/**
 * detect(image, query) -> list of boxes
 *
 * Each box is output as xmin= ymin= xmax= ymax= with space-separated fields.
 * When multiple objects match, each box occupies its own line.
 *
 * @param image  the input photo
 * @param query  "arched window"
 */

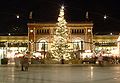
xmin=73 ymin=39 xmax=84 ymax=51
xmin=36 ymin=40 xmax=48 ymax=51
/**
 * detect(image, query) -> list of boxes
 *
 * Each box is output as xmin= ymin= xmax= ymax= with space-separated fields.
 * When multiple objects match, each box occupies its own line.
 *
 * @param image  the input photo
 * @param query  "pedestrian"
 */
xmin=98 ymin=54 xmax=103 ymax=66
xmin=20 ymin=54 xmax=29 ymax=71
xmin=20 ymin=56 xmax=24 ymax=71
xmin=23 ymin=55 xmax=29 ymax=71
xmin=61 ymin=56 xmax=64 ymax=64
xmin=14 ymin=53 xmax=20 ymax=67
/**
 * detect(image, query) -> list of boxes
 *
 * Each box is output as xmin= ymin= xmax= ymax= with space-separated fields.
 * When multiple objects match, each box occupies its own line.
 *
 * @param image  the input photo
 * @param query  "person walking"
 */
xmin=98 ymin=54 xmax=103 ymax=66
xmin=20 ymin=56 xmax=24 ymax=71
xmin=14 ymin=53 xmax=20 ymax=67
xmin=23 ymin=54 xmax=29 ymax=71
xmin=20 ymin=54 xmax=29 ymax=71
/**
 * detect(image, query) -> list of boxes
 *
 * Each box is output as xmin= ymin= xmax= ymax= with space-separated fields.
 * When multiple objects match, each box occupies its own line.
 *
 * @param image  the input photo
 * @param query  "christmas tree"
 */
xmin=51 ymin=6 xmax=70 ymax=61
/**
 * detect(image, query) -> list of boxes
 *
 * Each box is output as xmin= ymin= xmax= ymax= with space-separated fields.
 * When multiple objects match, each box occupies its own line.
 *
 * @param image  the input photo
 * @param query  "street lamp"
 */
xmin=16 ymin=15 xmax=19 ymax=19
xmin=117 ymin=36 xmax=120 ymax=56
xmin=8 ymin=33 xmax=11 ymax=36
xmin=104 ymin=14 xmax=107 ymax=20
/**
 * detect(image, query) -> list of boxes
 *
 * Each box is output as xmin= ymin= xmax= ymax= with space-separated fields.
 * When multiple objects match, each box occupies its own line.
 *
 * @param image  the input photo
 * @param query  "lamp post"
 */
xmin=43 ymin=42 xmax=45 ymax=59
xmin=16 ymin=15 xmax=19 ymax=19
xmin=118 ymin=41 xmax=120 ymax=56
xmin=5 ymin=42 xmax=8 ymax=58
xmin=117 ymin=36 xmax=120 ymax=56
xmin=104 ymin=14 xmax=107 ymax=20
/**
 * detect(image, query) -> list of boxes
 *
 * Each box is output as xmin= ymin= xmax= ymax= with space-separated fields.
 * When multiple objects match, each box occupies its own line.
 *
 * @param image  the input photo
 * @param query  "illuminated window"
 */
xmin=36 ymin=40 xmax=48 ymax=51
xmin=73 ymin=39 xmax=84 ymax=50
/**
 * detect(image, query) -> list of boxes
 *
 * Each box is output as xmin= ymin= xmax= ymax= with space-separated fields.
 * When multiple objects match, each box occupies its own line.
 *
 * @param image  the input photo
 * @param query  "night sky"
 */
xmin=0 ymin=0 xmax=120 ymax=35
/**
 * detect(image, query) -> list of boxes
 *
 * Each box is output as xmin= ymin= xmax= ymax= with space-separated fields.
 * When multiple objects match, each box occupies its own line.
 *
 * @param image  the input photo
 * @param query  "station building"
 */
xmin=93 ymin=33 xmax=119 ymax=54
xmin=27 ymin=22 xmax=93 ymax=53
xmin=0 ymin=22 xmax=119 ymax=60
xmin=0 ymin=35 xmax=28 ymax=59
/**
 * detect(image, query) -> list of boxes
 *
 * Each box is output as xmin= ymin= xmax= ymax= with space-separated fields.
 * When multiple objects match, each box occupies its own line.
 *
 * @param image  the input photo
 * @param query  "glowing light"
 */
xmin=51 ymin=5 xmax=70 ymax=61
xmin=104 ymin=14 xmax=107 ymax=19
xmin=16 ymin=15 xmax=19 ymax=18
xmin=88 ymin=29 xmax=91 ymax=32
xmin=110 ymin=33 xmax=112 ymax=35
xmin=8 ymin=33 xmax=11 ymax=36
xmin=30 ymin=30 xmax=33 ymax=33
xmin=90 ymin=67 xmax=93 ymax=79
xmin=61 ymin=6 xmax=64 ymax=9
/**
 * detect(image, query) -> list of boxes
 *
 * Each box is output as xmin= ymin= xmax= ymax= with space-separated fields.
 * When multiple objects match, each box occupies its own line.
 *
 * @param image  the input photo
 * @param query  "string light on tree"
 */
xmin=51 ymin=6 xmax=70 ymax=61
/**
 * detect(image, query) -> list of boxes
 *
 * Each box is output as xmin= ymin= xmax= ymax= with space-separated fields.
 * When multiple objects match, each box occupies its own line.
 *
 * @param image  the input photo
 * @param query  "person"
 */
xmin=61 ymin=56 xmax=65 ymax=64
xmin=20 ymin=56 xmax=24 ymax=71
xmin=98 ymin=54 xmax=103 ymax=66
xmin=20 ymin=54 xmax=29 ymax=71
xmin=61 ymin=58 xmax=64 ymax=64
xmin=14 ymin=53 xmax=20 ymax=67
xmin=23 ymin=55 xmax=29 ymax=71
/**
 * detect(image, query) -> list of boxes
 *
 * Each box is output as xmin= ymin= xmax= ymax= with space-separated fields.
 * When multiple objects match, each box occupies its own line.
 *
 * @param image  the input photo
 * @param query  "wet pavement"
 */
xmin=0 ymin=65 xmax=120 ymax=83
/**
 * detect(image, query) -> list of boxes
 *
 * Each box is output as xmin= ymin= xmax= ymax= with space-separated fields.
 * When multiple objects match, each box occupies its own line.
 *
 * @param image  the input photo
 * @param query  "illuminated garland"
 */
xmin=51 ymin=6 xmax=70 ymax=61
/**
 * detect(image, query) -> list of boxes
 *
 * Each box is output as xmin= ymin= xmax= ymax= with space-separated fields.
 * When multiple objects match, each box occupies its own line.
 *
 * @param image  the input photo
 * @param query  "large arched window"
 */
xmin=73 ymin=39 xmax=84 ymax=51
xmin=36 ymin=40 xmax=48 ymax=51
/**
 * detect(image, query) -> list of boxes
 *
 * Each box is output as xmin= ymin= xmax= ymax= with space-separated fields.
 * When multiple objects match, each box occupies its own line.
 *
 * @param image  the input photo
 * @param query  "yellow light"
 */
xmin=104 ymin=14 xmax=107 ymax=19
xmin=16 ymin=15 xmax=19 ymax=18
xmin=61 ymin=6 xmax=64 ymax=9
xmin=30 ymin=30 xmax=33 ymax=32
xmin=8 ymin=33 xmax=11 ymax=36
xmin=88 ymin=29 xmax=91 ymax=32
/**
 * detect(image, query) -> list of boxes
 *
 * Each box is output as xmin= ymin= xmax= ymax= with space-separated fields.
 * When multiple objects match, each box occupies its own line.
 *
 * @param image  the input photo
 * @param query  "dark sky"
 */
xmin=0 ymin=0 xmax=120 ymax=35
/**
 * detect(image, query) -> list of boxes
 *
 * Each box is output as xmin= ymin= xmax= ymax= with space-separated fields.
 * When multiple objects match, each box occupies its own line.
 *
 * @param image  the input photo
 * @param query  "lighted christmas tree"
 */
xmin=51 ymin=6 xmax=70 ymax=61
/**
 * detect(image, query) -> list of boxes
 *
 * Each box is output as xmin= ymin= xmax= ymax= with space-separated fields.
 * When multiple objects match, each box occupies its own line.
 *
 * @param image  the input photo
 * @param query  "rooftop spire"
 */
xmin=29 ymin=11 xmax=33 ymax=19
xmin=86 ymin=11 xmax=89 ymax=20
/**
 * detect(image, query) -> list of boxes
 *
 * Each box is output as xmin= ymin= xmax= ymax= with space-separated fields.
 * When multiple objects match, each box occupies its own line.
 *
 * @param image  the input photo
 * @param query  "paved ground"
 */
xmin=0 ymin=64 xmax=120 ymax=83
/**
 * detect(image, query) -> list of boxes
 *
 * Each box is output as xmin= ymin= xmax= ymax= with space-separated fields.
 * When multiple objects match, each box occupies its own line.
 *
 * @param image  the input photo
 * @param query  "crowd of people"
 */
xmin=14 ymin=52 xmax=30 ymax=71
xmin=81 ymin=53 xmax=120 ymax=66
xmin=13 ymin=51 xmax=120 ymax=71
